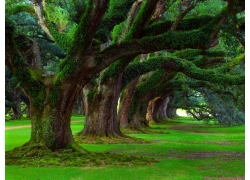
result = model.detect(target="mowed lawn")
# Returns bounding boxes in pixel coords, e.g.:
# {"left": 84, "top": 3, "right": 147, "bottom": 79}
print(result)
{"left": 5, "top": 116, "right": 245, "bottom": 180}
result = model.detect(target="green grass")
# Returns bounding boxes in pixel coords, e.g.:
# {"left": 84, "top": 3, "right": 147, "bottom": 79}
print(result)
{"left": 5, "top": 116, "right": 245, "bottom": 180}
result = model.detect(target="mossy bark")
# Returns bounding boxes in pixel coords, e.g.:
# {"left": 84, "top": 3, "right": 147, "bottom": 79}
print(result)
{"left": 19, "top": 81, "right": 85, "bottom": 152}
{"left": 78, "top": 75, "right": 124, "bottom": 137}
{"left": 129, "top": 104, "right": 149, "bottom": 129}
{"left": 118, "top": 77, "right": 139, "bottom": 128}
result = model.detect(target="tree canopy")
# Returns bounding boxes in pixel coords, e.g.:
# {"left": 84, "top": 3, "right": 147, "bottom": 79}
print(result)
{"left": 5, "top": 0, "right": 245, "bottom": 158}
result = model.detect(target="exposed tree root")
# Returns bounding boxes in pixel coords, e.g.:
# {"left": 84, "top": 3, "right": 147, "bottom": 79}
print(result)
{"left": 6, "top": 142, "right": 157, "bottom": 167}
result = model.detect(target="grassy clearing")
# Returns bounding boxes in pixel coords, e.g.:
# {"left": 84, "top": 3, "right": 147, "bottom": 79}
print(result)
{"left": 5, "top": 116, "right": 245, "bottom": 180}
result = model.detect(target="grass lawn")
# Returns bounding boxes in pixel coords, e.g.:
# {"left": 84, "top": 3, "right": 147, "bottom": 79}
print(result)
{"left": 5, "top": 116, "right": 245, "bottom": 180}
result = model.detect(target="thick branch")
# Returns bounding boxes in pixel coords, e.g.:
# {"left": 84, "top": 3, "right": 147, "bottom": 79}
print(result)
{"left": 124, "top": 0, "right": 160, "bottom": 40}
{"left": 30, "top": 0, "right": 54, "bottom": 40}
{"left": 142, "top": 15, "right": 214, "bottom": 37}
{"left": 6, "top": 4, "right": 35, "bottom": 15}
{"left": 122, "top": 54, "right": 244, "bottom": 88}
{"left": 98, "top": 11, "right": 227, "bottom": 67}
{"left": 94, "top": 0, "right": 135, "bottom": 43}
{"left": 170, "top": 0, "right": 197, "bottom": 31}
{"left": 72, "top": 0, "right": 109, "bottom": 52}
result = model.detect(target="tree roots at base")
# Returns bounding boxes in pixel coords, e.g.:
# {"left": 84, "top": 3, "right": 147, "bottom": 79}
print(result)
{"left": 74, "top": 134, "right": 150, "bottom": 144}
{"left": 6, "top": 142, "right": 157, "bottom": 167}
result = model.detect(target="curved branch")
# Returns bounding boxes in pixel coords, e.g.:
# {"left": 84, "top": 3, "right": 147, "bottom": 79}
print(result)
{"left": 122, "top": 54, "right": 244, "bottom": 88}
{"left": 170, "top": 0, "right": 197, "bottom": 32}
{"left": 98, "top": 11, "right": 227, "bottom": 67}
{"left": 30, "top": 0, "right": 55, "bottom": 40}
{"left": 6, "top": 4, "right": 35, "bottom": 15}
{"left": 124, "top": 0, "right": 160, "bottom": 40}
{"left": 72, "top": 0, "right": 109, "bottom": 52}
{"left": 94, "top": 0, "right": 135, "bottom": 43}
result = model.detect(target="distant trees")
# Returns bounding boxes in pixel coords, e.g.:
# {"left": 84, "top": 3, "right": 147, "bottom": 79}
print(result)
{"left": 5, "top": 0, "right": 244, "bottom": 154}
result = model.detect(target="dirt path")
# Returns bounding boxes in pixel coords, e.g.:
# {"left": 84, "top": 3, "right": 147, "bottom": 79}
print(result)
{"left": 5, "top": 120, "right": 84, "bottom": 130}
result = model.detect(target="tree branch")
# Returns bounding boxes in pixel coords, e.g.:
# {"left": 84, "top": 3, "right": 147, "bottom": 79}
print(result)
{"left": 124, "top": 0, "right": 160, "bottom": 40}
{"left": 98, "top": 11, "right": 227, "bottom": 67}
{"left": 122, "top": 54, "right": 244, "bottom": 88}
{"left": 170, "top": 0, "right": 197, "bottom": 32}
{"left": 30, "top": 0, "right": 55, "bottom": 40}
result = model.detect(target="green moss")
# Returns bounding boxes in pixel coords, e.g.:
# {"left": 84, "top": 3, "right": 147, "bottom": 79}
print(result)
{"left": 139, "top": 10, "right": 227, "bottom": 51}
{"left": 142, "top": 15, "right": 214, "bottom": 37}
{"left": 112, "top": 22, "right": 126, "bottom": 43}
{"left": 172, "top": 49, "right": 202, "bottom": 60}
{"left": 100, "top": 59, "right": 126, "bottom": 83}
{"left": 123, "top": 0, "right": 156, "bottom": 41}
{"left": 122, "top": 56, "right": 171, "bottom": 87}
{"left": 13, "top": 57, "right": 45, "bottom": 110}
{"left": 6, "top": 4, "right": 35, "bottom": 15}
{"left": 95, "top": 0, "right": 135, "bottom": 43}
{"left": 55, "top": 58, "right": 81, "bottom": 84}
{"left": 49, "top": 84, "right": 59, "bottom": 106}
{"left": 128, "top": 70, "right": 166, "bottom": 119}
{"left": 42, "top": 120, "right": 55, "bottom": 146}
{"left": 6, "top": 147, "right": 156, "bottom": 167}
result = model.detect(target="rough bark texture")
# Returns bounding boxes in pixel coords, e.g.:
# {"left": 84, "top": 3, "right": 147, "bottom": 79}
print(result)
{"left": 79, "top": 74, "right": 124, "bottom": 137}
{"left": 26, "top": 85, "right": 79, "bottom": 151}
{"left": 118, "top": 77, "right": 140, "bottom": 128}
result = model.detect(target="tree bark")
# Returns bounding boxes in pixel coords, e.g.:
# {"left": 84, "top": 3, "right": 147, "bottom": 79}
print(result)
{"left": 157, "top": 97, "right": 169, "bottom": 120}
{"left": 23, "top": 82, "right": 86, "bottom": 151}
{"left": 11, "top": 87, "right": 22, "bottom": 120}
{"left": 146, "top": 97, "right": 162, "bottom": 123}
{"left": 167, "top": 106, "right": 177, "bottom": 118}
{"left": 118, "top": 77, "right": 140, "bottom": 128}
{"left": 78, "top": 74, "right": 124, "bottom": 137}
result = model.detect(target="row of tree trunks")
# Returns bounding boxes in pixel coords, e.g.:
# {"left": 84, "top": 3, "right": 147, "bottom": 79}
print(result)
{"left": 146, "top": 95, "right": 178, "bottom": 123}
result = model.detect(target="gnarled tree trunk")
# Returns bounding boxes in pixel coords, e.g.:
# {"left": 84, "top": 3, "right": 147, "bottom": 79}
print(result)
{"left": 78, "top": 74, "right": 124, "bottom": 137}
{"left": 25, "top": 82, "right": 84, "bottom": 151}
{"left": 118, "top": 77, "right": 140, "bottom": 128}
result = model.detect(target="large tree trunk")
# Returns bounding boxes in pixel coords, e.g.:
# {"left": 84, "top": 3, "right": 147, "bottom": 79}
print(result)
{"left": 118, "top": 77, "right": 139, "bottom": 128}
{"left": 21, "top": 91, "right": 31, "bottom": 118}
{"left": 167, "top": 106, "right": 177, "bottom": 118}
{"left": 157, "top": 97, "right": 169, "bottom": 120}
{"left": 11, "top": 77, "right": 88, "bottom": 153}
{"left": 146, "top": 97, "right": 163, "bottom": 123}
{"left": 129, "top": 102, "right": 149, "bottom": 129}
{"left": 26, "top": 86, "right": 81, "bottom": 151}
{"left": 151, "top": 97, "right": 163, "bottom": 123}
{"left": 78, "top": 74, "right": 124, "bottom": 137}
{"left": 12, "top": 87, "right": 22, "bottom": 120}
